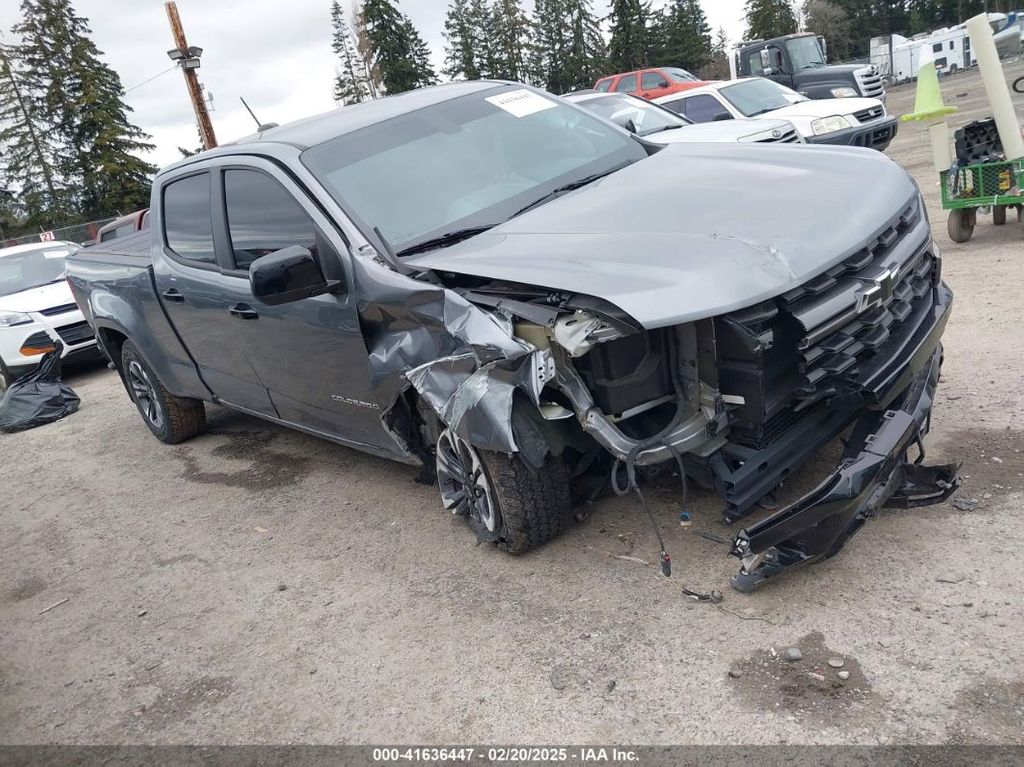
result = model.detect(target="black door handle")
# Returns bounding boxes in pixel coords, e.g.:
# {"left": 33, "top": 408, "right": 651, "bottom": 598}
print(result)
{"left": 161, "top": 288, "right": 184, "bottom": 303}
{"left": 228, "top": 303, "right": 259, "bottom": 320}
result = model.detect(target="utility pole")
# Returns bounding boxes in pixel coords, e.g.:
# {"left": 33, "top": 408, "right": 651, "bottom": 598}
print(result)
{"left": 164, "top": 2, "right": 217, "bottom": 150}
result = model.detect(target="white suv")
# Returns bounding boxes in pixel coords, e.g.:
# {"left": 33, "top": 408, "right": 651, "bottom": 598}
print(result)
{"left": 0, "top": 241, "right": 99, "bottom": 390}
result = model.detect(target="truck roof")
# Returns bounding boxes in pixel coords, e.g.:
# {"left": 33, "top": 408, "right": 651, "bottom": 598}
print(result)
{"left": 162, "top": 80, "right": 506, "bottom": 175}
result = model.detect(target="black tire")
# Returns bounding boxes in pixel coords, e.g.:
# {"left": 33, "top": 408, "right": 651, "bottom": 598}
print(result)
{"left": 121, "top": 341, "right": 205, "bottom": 444}
{"left": 947, "top": 209, "right": 974, "bottom": 243}
{"left": 0, "top": 359, "right": 9, "bottom": 394}
{"left": 1014, "top": 75, "right": 1024, "bottom": 94}
{"left": 479, "top": 450, "right": 573, "bottom": 554}
{"left": 993, "top": 205, "right": 1007, "bottom": 226}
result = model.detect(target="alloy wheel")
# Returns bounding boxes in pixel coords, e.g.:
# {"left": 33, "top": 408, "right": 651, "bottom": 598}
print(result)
{"left": 127, "top": 359, "right": 164, "bottom": 430}
{"left": 435, "top": 429, "right": 498, "bottom": 534}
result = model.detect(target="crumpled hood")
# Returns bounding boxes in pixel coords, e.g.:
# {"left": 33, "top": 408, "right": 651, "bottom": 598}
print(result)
{"left": 408, "top": 142, "right": 919, "bottom": 329}
{"left": 0, "top": 280, "right": 74, "bottom": 313}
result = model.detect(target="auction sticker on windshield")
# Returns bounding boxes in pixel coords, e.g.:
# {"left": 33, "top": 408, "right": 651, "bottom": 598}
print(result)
{"left": 485, "top": 89, "right": 557, "bottom": 118}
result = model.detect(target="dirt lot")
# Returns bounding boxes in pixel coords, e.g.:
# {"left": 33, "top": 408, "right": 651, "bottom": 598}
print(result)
{"left": 2, "top": 63, "right": 1023, "bottom": 746}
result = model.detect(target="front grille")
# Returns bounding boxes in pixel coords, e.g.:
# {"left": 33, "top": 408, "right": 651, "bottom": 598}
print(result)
{"left": 855, "top": 66, "right": 885, "bottom": 99}
{"left": 756, "top": 128, "right": 801, "bottom": 144}
{"left": 853, "top": 106, "right": 884, "bottom": 123}
{"left": 717, "top": 199, "right": 935, "bottom": 448}
{"left": 55, "top": 320, "right": 94, "bottom": 346}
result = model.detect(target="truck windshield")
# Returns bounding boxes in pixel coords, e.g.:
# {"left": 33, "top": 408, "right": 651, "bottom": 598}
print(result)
{"left": 787, "top": 36, "right": 827, "bottom": 69}
{"left": 577, "top": 94, "right": 693, "bottom": 136}
{"left": 719, "top": 78, "right": 806, "bottom": 117}
{"left": 302, "top": 86, "right": 647, "bottom": 255}
{"left": 0, "top": 245, "right": 74, "bottom": 297}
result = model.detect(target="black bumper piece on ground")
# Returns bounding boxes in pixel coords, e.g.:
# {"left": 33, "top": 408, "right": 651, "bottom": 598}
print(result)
{"left": 729, "top": 344, "right": 960, "bottom": 592}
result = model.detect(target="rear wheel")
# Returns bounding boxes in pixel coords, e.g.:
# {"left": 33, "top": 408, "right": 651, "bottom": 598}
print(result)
{"left": 435, "top": 429, "right": 572, "bottom": 554}
{"left": 993, "top": 205, "right": 1008, "bottom": 225}
{"left": 947, "top": 209, "right": 975, "bottom": 243}
{"left": 121, "top": 341, "right": 205, "bottom": 444}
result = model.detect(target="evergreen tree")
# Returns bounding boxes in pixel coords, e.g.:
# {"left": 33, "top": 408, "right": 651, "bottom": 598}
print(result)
{"left": 701, "top": 25, "right": 731, "bottom": 79}
{"left": 468, "top": 0, "right": 498, "bottom": 78}
{"left": 13, "top": 0, "right": 155, "bottom": 218}
{"left": 744, "top": 0, "right": 798, "bottom": 39}
{"left": 443, "top": 0, "right": 481, "bottom": 80}
{"left": 651, "top": 0, "right": 712, "bottom": 73}
{"left": 361, "top": 0, "right": 437, "bottom": 94}
{"left": 607, "top": 0, "right": 651, "bottom": 72}
{"left": 0, "top": 44, "right": 63, "bottom": 226}
{"left": 490, "top": 0, "right": 534, "bottom": 82}
{"left": 332, "top": 0, "right": 371, "bottom": 104}
{"left": 803, "top": 0, "right": 852, "bottom": 61}
{"left": 533, "top": 0, "right": 606, "bottom": 93}
{"left": 563, "top": 0, "right": 607, "bottom": 90}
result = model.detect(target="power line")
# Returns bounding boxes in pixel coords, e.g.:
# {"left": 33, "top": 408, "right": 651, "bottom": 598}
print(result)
{"left": 124, "top": 65, "right": 177, "bottom": 94}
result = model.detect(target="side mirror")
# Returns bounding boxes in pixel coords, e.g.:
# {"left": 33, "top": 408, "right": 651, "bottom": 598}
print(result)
{"left": 658, "top": 78, "right": 670, "bottom": 88}
{"left": 249, "top": 245, "right": 339, "bottom": 306}
{"left": 760, "top": 49, "right": 771, "bottom": 72}
{"left": 819, "top": 36, "right": 828, "bottom": 58}
{"left": 623, "top": 118, "right": 638, "bottom": 134}
{"left": 713, "top": 111, "right": 733, "bottom": 121}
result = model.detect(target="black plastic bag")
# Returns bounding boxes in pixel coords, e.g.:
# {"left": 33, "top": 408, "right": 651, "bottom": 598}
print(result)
{"left": 0, "top": 343, "right": 80, "bottom": 433}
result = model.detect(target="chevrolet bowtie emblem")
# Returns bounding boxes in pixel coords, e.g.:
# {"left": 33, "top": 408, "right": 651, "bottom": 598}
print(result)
{"left": 857, "top": 269, "right": 896, "bottom": 314}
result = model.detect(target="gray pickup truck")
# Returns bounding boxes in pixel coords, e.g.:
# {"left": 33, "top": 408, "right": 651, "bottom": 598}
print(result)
{"left": 67, "top": 81, "right": 959, "bottom": 590}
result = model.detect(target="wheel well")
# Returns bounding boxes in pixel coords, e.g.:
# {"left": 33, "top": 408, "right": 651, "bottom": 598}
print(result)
{"left": 97, "top": 327, "right": 128, "bottom": 370}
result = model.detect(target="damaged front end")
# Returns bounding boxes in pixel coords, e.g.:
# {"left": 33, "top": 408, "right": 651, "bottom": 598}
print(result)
{"left": 359, "top": 196, "right": 959, "bottom": 591}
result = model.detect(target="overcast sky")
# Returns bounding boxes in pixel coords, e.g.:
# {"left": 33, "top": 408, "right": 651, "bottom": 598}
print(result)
{"left": 0, "top": 0, "right": 748, "bottom": 168}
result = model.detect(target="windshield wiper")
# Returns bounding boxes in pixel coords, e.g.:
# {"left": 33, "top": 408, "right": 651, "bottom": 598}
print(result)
{"left": 397, "top": 224, "right": 498, "bottom": 257}
{"left": 644, "top": 125, "right": 687, "bottom": 136}
{"left": 512, "top": 164, "right": 629, "bottom": 218}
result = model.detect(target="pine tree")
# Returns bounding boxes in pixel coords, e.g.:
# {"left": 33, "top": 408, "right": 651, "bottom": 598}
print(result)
{"left": 803, "top": 0, "right": 851, "bottom": 61}
{"left": 607, "top": 0, "right": 651, "bottom": 73}
{"left": 0, "top": 44, "right": 63, "bottom": 226}
{"left": 534, "top": 0, "right": 606, "bottom": 94}
{"left": 744, "top": 0, "right": 798, "bottom": 40}
{"left": 490, "top": 0, "right": 533, "bottom": 82}
{"left": 332, "top": 0, "right": 371, "bottom": 104}
{"left": 13, "top": 0, "right": 155, "bottom": 218}
{"left": 361, "top": 0, "right": 437, "bottom": 94}
{"left": 652, "top": 0, "right": 712, "bottom": 73}
{"left": 443, "top": 0, "right": 481, "bottom": 80}
{"left": 468, "top": 0, "right": 498, "bottom": 78}
{"left": 564, "top": 0, "right": 607, "bottom": 90}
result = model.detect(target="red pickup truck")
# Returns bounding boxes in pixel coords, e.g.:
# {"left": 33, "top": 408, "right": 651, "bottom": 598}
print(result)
{"left": 593, "top": 67, "right": 710, "bottom": 100}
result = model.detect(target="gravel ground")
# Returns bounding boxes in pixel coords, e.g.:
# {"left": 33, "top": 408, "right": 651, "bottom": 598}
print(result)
{"left": 2, "top": 62, "right": 1023, "bottom": 746}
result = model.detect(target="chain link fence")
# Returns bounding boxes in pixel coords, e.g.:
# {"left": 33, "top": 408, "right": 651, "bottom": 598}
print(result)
{"left": 1, "top": 216, "right": 119, "bottom": 249}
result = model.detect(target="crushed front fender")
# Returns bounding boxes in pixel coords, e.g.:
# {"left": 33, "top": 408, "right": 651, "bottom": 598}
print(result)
{"left": 730, "top": 345, "right": 960, "bottom": 592}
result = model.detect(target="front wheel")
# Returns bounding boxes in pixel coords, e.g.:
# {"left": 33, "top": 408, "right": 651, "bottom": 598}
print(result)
{"left": 121, "top": 341, "right": 205, "bottom": 443}
{"left": 435, "top": 429, "right": 573, "bottom": 554}
{"left": 993, "top": 205, "right": 1008, "bottom": 225}
{"left": 0, "top": 359, "right": 10, "bottom": 394}
{"left": 947, "top": 209, "right": 975, "bottom": 243}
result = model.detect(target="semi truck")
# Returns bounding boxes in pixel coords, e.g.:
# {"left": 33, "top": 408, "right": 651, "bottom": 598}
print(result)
{"left": 730, "top": 33, "right": 886, "bottom": 102}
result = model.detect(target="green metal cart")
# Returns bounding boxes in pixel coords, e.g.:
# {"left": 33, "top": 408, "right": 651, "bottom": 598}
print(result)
{"left": 941, "top": 157, "right": 1024, "bottom": 243}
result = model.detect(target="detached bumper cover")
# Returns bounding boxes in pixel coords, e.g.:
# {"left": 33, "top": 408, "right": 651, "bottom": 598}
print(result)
{"left": 730, "top": 343, "right": 960, "bottom": 592}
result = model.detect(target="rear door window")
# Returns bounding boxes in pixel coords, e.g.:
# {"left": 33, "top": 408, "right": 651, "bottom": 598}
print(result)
{"left": 163, "top": 173, "right": 216, "bottom": 264}
{"left": 683, "top": 94, "right": 727, "bottom": 123}
{"left": 613, "top": 73, "right": 638, "bottom": 93}
{"left": 641, "top": 71, "right": 665, "bottom": 90}
{"left": 223, "top": 169, "right": 318, "bottom": 271}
